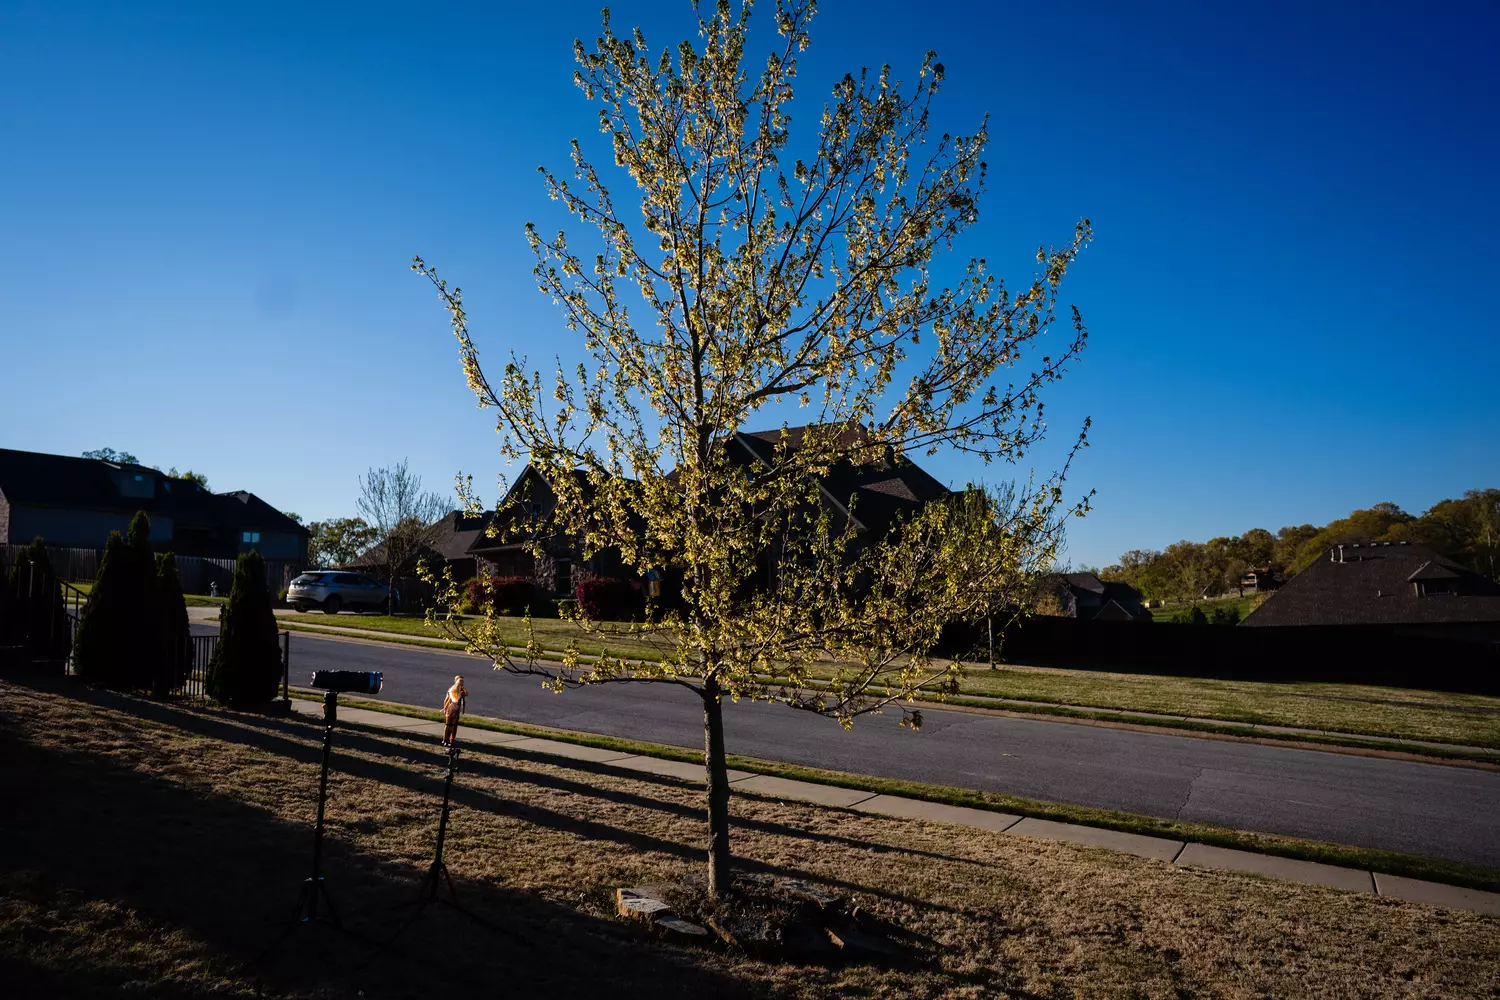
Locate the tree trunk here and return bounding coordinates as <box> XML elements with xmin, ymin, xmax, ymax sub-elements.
<box><xmin>702</xmin><ymin>675</ymin><xmax>732</xmax><ymax>901</ymax></box>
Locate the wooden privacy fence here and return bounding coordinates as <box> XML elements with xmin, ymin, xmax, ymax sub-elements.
<box><xmin>941</xmin><ymin>615</ymin><xmax>1500</xmax><ymax>695</ymax></box>
<box><xmin>0</xmin><ymin>544</ymin><xmax>302</xmax><ymax>595</ymax></box>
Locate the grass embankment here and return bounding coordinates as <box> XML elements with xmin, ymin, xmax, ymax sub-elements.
<box><xmin>275</xmin><ymin>611</ymin><xmax>668</xmax><ymax>660</ymax></box>
<box><xmin>316</xmin><ymin>691</ymin><xmax>1500</xmax><ymax>894</ymax></box>
<box><xmin>277</xmin><ymin>612</ymin><xmax>1500</xmax><ymax>752</ymax></box>
<box><xmin>1146</xmin><ymin>594</ymin><xmax>1263</xmax><ymax>623</ymax></box>
<box><xmin>70</xmin><ymin>579</ymin><xmax>226</xmax><ymax>608</ymax></box>
<box><xmin>3</xmin><ymin>677</ymin><xmax>1496</xmax><ymax>999</ymax></box>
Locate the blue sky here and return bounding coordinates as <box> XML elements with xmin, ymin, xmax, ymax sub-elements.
<box><xmin>1</xmin><ymin>0</ymin><xmax>1495</xmax><ymax>569</ymax></box>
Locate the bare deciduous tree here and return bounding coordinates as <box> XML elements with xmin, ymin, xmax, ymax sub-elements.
<box><xmin>357</xmin><ymin>460</ymin><xmax>448</xmax><ymax>614</ymax></box>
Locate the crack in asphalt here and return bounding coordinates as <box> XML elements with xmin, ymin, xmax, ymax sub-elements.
<box><xmin>1175</xmin><ymin>767</ymin><xmax>1206</xmax><ymax>820</ymax></box>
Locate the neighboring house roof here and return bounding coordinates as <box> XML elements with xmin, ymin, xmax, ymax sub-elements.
<box><xmin>1240</xmin><ymin>541</ymin><xmax>1500</xmax><ymax>627</ymax></box>
<box><xmin>0</xmin><ymin>447</ymin><xmax>308</xmax><ymax>536</ymax></box>
<box><xmin>1052</xmin><ymin>571</ymin><xmax>1144</xmax><ymax>620</ymax></box>
<box><xmin>732</xmin><ymin>425</ymin><xmax>951</xmax><ymax>539</ymax></box>
<box><xmin>1064</xmin><ymin>572</ymin><xmax>1107</xmax><ymax>595</ymax></box>
<box><xmin>1093</xmin><ymin>599</ymin><xmax>1138</xmax><ymax>622</ymax></box>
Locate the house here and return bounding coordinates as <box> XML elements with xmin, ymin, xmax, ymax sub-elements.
<box><xmin>1237</xmin><ymin>567</ymin><xmax>1280</xmax><ymax>596</ymax></box>
<box><xmin>460</xmin><ymin>424</ymin><xmax>954</xmax><ymax>595</ymax></box>
<box><xmin>1239</xmin><ymin>541</ymin><xmax>1500</xmax><ymax>641</ymax></box>
<box><xmin>1056</xmin><ymin>572</ymin><xmax>1147</xmax><ymax>621</ymax></box>
<box><xmin>345</xmin><ymin>509</ymin><xmax>497</xmax><ymax>582</ymax></box>
<box><xmin>0</xmin><ymin>447</ymin><xmax>308</xmax><ymax>562</ymax></box>
<box><xmin>466</xmin><ymin>466</ymin><xmax>631</xmax><ymax>595</ymax></box>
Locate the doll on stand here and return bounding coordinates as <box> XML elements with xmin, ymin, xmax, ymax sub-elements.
<box><xmin>441</xmin><ymin>675</ymin><xmax>468</xmax><ymax>748</ymax></box>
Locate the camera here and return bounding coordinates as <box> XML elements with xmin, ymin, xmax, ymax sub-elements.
<box><xmin>310</xmin><ymin>670</ymin><xmax>384</xmax><ymax>695</ymax></box>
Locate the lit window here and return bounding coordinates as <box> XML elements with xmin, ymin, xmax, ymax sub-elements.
<box><xmin>242</xmin><ymin>531</ymin><xmax>261</xmax><ymax>544</ymax></box>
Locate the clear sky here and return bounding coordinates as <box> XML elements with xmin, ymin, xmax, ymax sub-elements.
<box><xmin>2</xmin><ymin>0</ymin><xmax>1495</xmax><ymax>569</ymax></box>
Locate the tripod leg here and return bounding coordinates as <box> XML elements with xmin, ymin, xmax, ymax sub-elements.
<box><xmin>439</xmin><ymin>863</ymin><xmax>459</xmax><ymax>904</ymax></box>
<box><xmin>317</xmin><ymin>880</ymin><xmax>342</xmax><ymax>928</ymax></box>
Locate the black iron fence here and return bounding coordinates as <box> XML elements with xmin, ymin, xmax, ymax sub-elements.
<box><xmin>0</xmin><ymin>543</ymin><xmax>304</xmax><ymax>597</ymax></box>
<box><xmin>170</xmin><ymin>629</ymin><xmax>291</xmax><ymax>705</ymax></box>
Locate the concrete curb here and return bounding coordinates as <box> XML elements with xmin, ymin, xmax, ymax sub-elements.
<box><xmin>292</xmin><ymin>699</ymin><xmax>1500</xmax><ymax>918</ymax></box>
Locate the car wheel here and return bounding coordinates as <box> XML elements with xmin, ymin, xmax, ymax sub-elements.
<box><xmin>323</xmin><ymin>595</ymin><xmax>342</xmax><ymax>615</ymax></box>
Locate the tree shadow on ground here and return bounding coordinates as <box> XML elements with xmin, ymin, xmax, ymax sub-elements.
<box><xmin>31</xmin><ymin>674</ymin><xmax>995</xmax><ymax>916</ymax></box>
<box><xmin>0</xmin><ymin>673</ymin><xmax>768</xmax><ymax>1000</ymax></box>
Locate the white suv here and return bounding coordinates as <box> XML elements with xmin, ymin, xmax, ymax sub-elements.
<box><xmin>288</xmin><ymin>572</ymin><xmax>390</xmax><ymax>614</ymax></box>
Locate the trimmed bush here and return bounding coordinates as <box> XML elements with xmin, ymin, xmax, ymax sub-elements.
<box><xmin>574</xmin><ymin>573</ymin><xmax>643</xmax><ymax>622</ymax></box>
<box><xmin>5</xmin><ymin>537</ymin><xmax>70</xmax><ymax>662</ymax></box>
<box><xmin>467</xmin><ymin>575</ymin><xmax>557</xmax><ymax>618</ymax></box>
<box><xmin>156</xmin><ymin>552</ymin><xmax>192</xmax><ymax>695</ymax></box>
<box><xmin>73</xmin><ymin>512</ymin><xmax>159</xmax><ymax>689</ymax></box>
<box><xmin>207</xmin><ymin>550</ymin><xmax>283</xmax><ymax>707</ymax></box>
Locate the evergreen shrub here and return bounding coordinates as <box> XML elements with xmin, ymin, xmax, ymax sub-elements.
<box><xmin>207</xmin><ymin>550</ymin><xmax>282</xmax><ymax>707</ymax></box>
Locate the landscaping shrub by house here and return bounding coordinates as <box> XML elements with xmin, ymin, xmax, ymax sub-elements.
<box><xmin>468</xmin><ymin>575</ymin><xmax>557</xmax><ymax>618</ymax></box>
<box><xmin>4</xmin><ymin>536</ymin><xmax>70</xmax><ymax>662</ymax></box>
<box><xmin>207</xmin><ymin>550</ymin><xmax>282</xmax><ymax>707</ymax></box>
<box><xmin>73</xmin><ymin>513</ymin><xmax>159</xmax><ymax>690</ymax></box>
<box><xmin>573</xmin><ymin>573</ymin><xmax>643</xmax><ymax>622</ymax></box>
<box><xmin>156</xmin><ymin>552</ymin><xmax>192</xmax><ymax>695</ymax></box>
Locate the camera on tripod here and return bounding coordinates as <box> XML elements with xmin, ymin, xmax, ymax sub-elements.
<box><xmin>311</xmin><ymin>670</ymin><xmax>383</xmax><ymax>695</ymax></box>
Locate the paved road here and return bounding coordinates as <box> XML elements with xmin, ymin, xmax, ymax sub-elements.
<box><xmin>220</xmin><ymin>625</ymin><xmax>1500</xmax><ymax>867</ymax></box>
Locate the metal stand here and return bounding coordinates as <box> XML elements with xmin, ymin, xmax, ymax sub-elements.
<box><xmin>248</xmin><ymin>692</ymin><xmax>347</xmax><ymax>967</ymax></box>
<box><xmin>294</xmin><ymin>690</ymin><xmax>343</xmax><ymax>926</ymax></box>
<box><xmin>391</xmin><ymin>745</ymin><xmax>503</xmax><ymax>939</ymax></box>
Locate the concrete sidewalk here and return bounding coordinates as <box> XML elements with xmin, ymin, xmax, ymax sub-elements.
<box><xmin>291</xmin><ymin>698</ymin><xmax>1500</xmax><ymax>918</ymax></box>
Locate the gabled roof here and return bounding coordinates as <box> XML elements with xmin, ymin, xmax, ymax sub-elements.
<box><xmin>1241</xmin><ymin>542</ymin><xmax>1500</xmax><ymax>627</ymax></box>
<box><xmin>0</xmin><ymin>447</ymin><xmax>307</xmax><ymax>536</ymax></box>
<box><xmin>1064</xmin><ymin>572</ymin><xmax>1106</xmax><ymax>595</ymax></box>
<box><xmin>731</xmin><ymin>424</ymin><xmax>951</xmax><ymax>538</ymax></box>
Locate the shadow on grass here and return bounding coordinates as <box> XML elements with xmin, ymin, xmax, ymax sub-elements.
<box><xmin>0</xmin><ymin>672</ymin><xmax>768</xmax><ymax>999</ymax></box>
<box><xmin>33</xmin><ymin>673</ymin><xmax>997</xmax><ymax>917</ymax></box>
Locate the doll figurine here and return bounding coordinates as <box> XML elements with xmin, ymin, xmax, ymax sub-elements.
<box><xmin>441</xmin><ymin>675</ymin><xmax>468</xmax><ymax>747</ymax></box>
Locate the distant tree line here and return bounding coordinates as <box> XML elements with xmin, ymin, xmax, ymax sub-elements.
<box><xmin>1091</xmin><ymin>488</ymin><xmax>1499</xmax><ymax>602</ymax></box>
<box><xmin>81</xmin><ymin>447</ymin><xmax>209</xmax><ymax>490</ymax></box>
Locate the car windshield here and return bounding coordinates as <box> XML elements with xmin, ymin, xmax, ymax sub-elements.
<box><xmin>291</xmin><ymin>574</ymin><xmax>326</xmax><ymax>584</ymax></box>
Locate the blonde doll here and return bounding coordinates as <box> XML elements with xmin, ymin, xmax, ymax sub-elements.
<box><xmin>442</xmin><ymin>675</ymin><xmax>468</xmax><ymax>747</ymax></box>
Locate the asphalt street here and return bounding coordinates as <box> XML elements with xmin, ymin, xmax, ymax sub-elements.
<box><xmin>205</xmin><ymin>624</ymin><xmax>1500</xmax><ymax>867</ymax></box>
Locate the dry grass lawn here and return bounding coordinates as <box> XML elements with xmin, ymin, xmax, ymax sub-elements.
<box><xmin>1</xmin><ymin>673</ymin><xmax>1496</xmax><ymax>999</ymax></box>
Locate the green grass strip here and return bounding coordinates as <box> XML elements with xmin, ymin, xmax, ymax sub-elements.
<box><xmin>295</xmin><ymin>690</ymin><xmax>1500</xmax><ymax>895</ymax></box>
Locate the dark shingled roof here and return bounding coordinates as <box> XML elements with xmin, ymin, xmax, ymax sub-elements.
<box><xmin>1241</xmin><ymin>542</ymin><xmax>1500</xmax><ymax>627</ymax></box>
<box><xmin>0</xmin><ymin>447</ymin><xmax>307</xmax><ymax>536</ymax></box>
<box><xmin>732</xmin><ymin>425</ymin><xmax>951</xmax><ymax>538</ymax></box>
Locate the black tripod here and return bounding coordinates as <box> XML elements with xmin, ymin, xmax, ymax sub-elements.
<box><xmin>293</xmin><ymin>690</ymin><xmax>343</xmax><ymax>927</ymax></box>
<box><xmin>390</xmin><ymin>744</ymin><xmax>513</xmax><ymax>940</ymax></box>
<box><xmin>249</xmin><ymin>691</ymin><xmax>347</xmax><ymax>968</ymax></box>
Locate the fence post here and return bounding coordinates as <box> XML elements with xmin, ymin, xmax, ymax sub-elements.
<box><xmin>281</xmin><ymin>631</ymin><xmax>291</xmax><ymax>706</ymax></box>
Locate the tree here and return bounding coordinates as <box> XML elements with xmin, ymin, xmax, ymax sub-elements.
<box><xmin>207</xmin><ymin>550</ymin><xmax>282</xmax><ymax>706</ymax></box>
<box><xmin>157</xmin><ymin>552</ymin><xmax>192</xmax><ymax>695</ymax></box>
<box><xmin>307</xmin><ymin>516</ymin><xmax>381</xmax><ymax>569</ymax></box>
<box><xmin>415</xmin><ymin>0</ymin><xmax>1089</xmax><ymax>899</ymax></box>
<box><xmin>5</xmin><ymin>537</ymin><xmax>69</xmax><ymax>662</ymax></box>
<box><xmin>166</xmin><ymin>467</ymin><xmax>210</xmax><ymax>490</ymax></box>
<box><xmin>82</xmin><ymin>447</ymin><xmax>139</xmax><ymax>464</ymax></box>
<box><xmin>72</xmin><ymin>512</ymin><xmax>158</xmax><ymax>689</ymax></box>
<box><xmin>357</xmin><ymin>463</ymin><xmax>447</xmax><ymax>612</ymax></box>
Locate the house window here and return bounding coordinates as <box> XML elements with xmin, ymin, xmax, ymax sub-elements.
<box><xmin>242</xmin><ymin>531</ymin><xmax>261</xmax><ymax>544</ymax></box>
